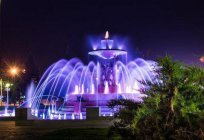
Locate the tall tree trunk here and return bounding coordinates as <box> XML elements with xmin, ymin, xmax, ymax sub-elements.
<box><xmin>170</xmin><ymin>87</ymin><xmax>178</xmax><ymax>113</ymax></box>
<box><xmin>170</xmin><ymin>97</ymin><xmax>174</xmax><ymax>113</ymax></box>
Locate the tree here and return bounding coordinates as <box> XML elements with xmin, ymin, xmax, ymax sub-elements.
<box><xmin>133</xmin><ymin>56</ymin><xmax>204</xmax><ymax>139</ymax></box>
<box><xmin>108</xmin><ymin>56</ymin><xmax>204</xmax><ymax>139</ymax></box>
<box><xmin>107</xmin><ymin>99</ymin><xmax>140</xmax><ymax>139</ymax></box>
<box><xmin>21</xmin><ymin>55</ymin><xmax>39</xmax><ymax>95</ymax></box>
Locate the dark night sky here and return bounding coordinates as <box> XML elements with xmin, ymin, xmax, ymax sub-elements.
<box><xmin>1</xmin><ymin>0</ymin><xmax>204</xmax><ymax>74</ymax></box>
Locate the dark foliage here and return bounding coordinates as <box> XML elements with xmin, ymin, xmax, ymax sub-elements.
<box><xmin>108</xmin><ymin>56</ymin><xmax>204</xmax><ymax>140</ymax></box>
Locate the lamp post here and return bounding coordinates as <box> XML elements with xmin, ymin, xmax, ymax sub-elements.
<box><xmin>4</xmin><ymin>82</ymin><xmax>11</xmax><ymax>115</ymax></box>
<box><xmin>0</xmin><ymin>79</ymin><xmax>2</xmax><ymax>106</ymax></box>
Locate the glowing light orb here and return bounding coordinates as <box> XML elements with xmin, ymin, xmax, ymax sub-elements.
<box><xmin>200</xmin><ymin>56</ymin><xmax>204</xmax><ymax>63</ymax></box>
<box><xmin>105</xmin><ymin>31</ymin><xmax>109</xmax><ymax>39</ymax></box>
<box><xmin>9</xmin><ymin>67</ymin><xmax>19</xmax><ymax>76</ymax></box>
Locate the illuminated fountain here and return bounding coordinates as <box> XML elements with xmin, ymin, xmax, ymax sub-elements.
<box><xmin>28</xmin><ymin>32</ymin><xmax>157</xmax><ymax>120</ymax></box>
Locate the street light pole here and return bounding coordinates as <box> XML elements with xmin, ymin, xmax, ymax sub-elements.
<box><xmin>5</xmin><ymin>83</ymin><xmax>11</xmax><ymax>115</ymax></box>
<box><xmin>0</xmin><ymin>79</ymin><xmax>2</xmax><ymax>106</ymax></box>
<box><xmin>6</xmin><ymin>87</ymin><xmax>9</xmax><ymax>113</ymax></box>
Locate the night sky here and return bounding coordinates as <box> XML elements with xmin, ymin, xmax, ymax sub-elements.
<box><xmin>1</xmin><ymin>0</ymin><xmax>204</xmax><ymax>74</ymax></box>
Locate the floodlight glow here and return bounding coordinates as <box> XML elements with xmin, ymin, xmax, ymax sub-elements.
<box><xmin>105</xmin><ymin>31</ymin><xmax>109</xmax><ymax>39</ymax></box>
<box><xmin>5</xmin><ymin>83</ymin><xmax>11</xmax><ymax>88</ymax></box>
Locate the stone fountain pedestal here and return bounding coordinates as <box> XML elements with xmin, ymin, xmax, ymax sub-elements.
<box><xmin>86</xmin><ymin>107</ymin><xmax>100</xmax><ymax>120</ymax></box>
<box><xmin>15</xmin><ymin>108</ymin><xmax>37</xmax><ymax>120</ymax></box>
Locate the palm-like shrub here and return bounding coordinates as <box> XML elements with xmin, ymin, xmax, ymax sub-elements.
<box><xmin>133</xmin><ymin>56</ymin><xmax>204</xmax><ymax>139</ymax></box>
<box><xmin>107</xmin><ymin>99</ymin><xmax>140</xmax><ymax>139</ymax></box>
<box><xmin>108</xmin><ymin>56</ymin><xmax>204</xmax><ymax>140</ymax></box>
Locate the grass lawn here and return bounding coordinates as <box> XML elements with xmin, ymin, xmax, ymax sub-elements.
<box><xmin>43</xmin><ymin>128</ymin><xmax>121</xmax><ymax>140</ymax></box>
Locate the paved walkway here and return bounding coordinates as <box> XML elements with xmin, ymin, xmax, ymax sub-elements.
<box><xmin>0</xmin><ymin>121</ymin><xmax>56</xmax><ymax>140</ymax></box>
<box><xmin>0</xmin><ymin>119</ymin><xmax>112</xmax><ymax>140</ymax></box>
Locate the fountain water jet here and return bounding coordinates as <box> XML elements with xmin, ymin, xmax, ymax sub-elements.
<box><xmin>25</xmin><ymin>81</ymin><xmax>35</xmax><ymax>108</ymax></box>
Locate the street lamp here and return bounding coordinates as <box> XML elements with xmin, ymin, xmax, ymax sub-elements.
<box><xmin>0</xmin><ymin>79</ymin><xmax>2</xmax><ymax>106</ymax></box>
<box><xmin>4</xmin><ymin>82</ymin><xmax>12</xmax><ymax>115</ymax></box>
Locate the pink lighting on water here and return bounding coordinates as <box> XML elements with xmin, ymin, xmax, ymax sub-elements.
<box><xmin>105</xmin><ymin>31</ymin><xmax>109</xmax><ymax>39</ymax></box>
<box><xmin>73</xmin><ymin>85</ymin><xmax>79</xmax><ymax>95</ymax></box>
<box><xmin>104</xmin><ymin>81</ymin><xmax>109</xmax><ymax>94</ymax></box>
<box><xmin>91</xmin><ymin>84</ymin><xmax>95</xmax><ymax>94</ymax></box>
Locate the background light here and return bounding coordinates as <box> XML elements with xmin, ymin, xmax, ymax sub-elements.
<box><xmin>5</xmin><ymin>83</ymin><xmax>12</xmax><ymax>88</ymax></box>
